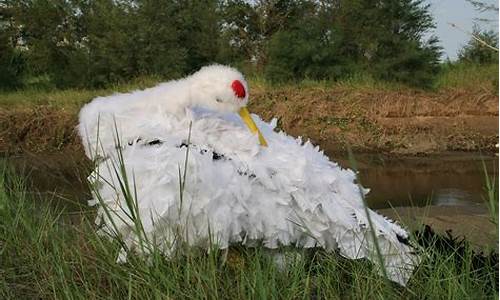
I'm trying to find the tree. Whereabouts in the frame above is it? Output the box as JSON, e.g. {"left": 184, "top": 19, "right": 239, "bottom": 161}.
{"left": 134, "top": 0, "right": 187, "bottom": 78}
{"left": 467, "top": 0, "right": 498, "bottom": 24}
{"left": 262, "top": 0, "right": 441, "bottom": 87}
{"left": 458, "top": 25, "right": 499, "bottom": 64}
{"left": 0, "top": 0, "right": 445, "bottom": 88}
{"left": 82, "top": 0, "right": 187, "bottom": 87}
{"left": 0, "top": 3, "right": 25, "bottom": 89}
{"left": 264, "top": 0, "right": 347, "bottom": 81}
{"left": 335, "top": 0, "right": 441, "bottom": 87}
{"left": 80, "top": 0, "right": 136, "bottom": 87}
{"left": 10, "top": 0, "right": 88, "bottom": 88}
{"left": 175, "top": 0, "right": 221, "bottom": 73}
{"left": 217, "top": 0, "right": 260, "bottom": 69}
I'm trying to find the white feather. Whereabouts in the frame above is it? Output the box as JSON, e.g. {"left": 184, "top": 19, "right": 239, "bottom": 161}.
{"left": 79, "top": 65, "right": 418, "bottom": 286}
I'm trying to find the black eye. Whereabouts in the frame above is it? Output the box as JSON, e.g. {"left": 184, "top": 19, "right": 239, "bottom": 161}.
{"left": 215, "top": 97, "right": 223, "bottom": 103}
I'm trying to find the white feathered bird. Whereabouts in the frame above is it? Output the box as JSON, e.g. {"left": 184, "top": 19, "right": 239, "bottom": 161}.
{"left": 78, "top": 65, "right": 418, "bottom": 286}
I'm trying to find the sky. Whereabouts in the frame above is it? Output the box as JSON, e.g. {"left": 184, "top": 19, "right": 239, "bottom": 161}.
{"left": 427, "top": 0, "right": 498, "bottom": 60}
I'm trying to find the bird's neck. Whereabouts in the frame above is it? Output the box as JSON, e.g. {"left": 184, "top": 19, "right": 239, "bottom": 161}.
{"left": 159, "top": 78, "right": 197, "bottom": 117}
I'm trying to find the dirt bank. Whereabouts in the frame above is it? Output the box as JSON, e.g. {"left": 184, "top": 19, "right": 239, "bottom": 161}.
{"left": 1, "top": 86, "right": 498, "bottom": 155}
{"left": 377, "top": 205, "right": 498, "bottom": 252}
{"left": 250, "top": 86, "right": 498, "bottom": 155}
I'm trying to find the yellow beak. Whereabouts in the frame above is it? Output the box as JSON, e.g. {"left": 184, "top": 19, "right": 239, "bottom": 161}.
{"left": 238, "top": 107, "right": 268, "bottom": 147}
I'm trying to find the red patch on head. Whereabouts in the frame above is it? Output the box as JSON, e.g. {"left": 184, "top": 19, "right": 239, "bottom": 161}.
{"left": 231, "top": 80, "right": 246, "bottom": 99}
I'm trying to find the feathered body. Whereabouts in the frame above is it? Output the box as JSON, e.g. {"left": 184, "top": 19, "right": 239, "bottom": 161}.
{"left": 78, "top": 65, "right": 417, "bottom": 286}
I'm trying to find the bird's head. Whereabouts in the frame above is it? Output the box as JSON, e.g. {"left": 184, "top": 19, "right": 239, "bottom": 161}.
{"left": 189, "top": 64, "right": 249, "bottom": 112}
{"left": 189, "top": 65, "right": 267, "bottom": 146}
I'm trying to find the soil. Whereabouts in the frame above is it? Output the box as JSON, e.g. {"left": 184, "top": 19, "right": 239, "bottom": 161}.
{"left": 0, "top": 86, "right": 498, "bottom": 155}
{"left": 249, "top": 86, "right": 498, "bottom": 155}
{"left": 0, "top": 106, "right": 80, "bottom": 154}
{"left": 377, "top": 205, "right": 498, "bottom": 252}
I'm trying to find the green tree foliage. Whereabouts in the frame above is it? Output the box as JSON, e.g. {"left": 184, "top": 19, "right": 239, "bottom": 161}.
{"left": 81, "top": 0, "right": 188, "bottom": 87}
{"left": 2, "top": 0, "right": 220, "bottom": 88}
{"left": 1, "top": 0, "right": 445, "bottom": 89}
{"left": 458, "top": 26, "right": 499, "bottom": 64}
{"left": 263, "top": 0, "right": 441, "bottom": 87}
{"left": 0, "top": 4, "right": 25, "bottom": 89}
{"left": 339, "top": 0, "right": 441, "bottom": 87}
{"left": 264, "top": 1, "right": 347, "bottom": 81}
{"left": 176, "top": 0, "right": 221, "bottom": 73}
{"left": 134, "top": 1, "right": 187, "bottom": 77}
{"left": 218, "top": 0, "right": 260, "bottom": 69}
{"left": 9, "top": 0, "right": 88, "bottom": 87}
{"left": 81, "top": 0, "right": 139, "bottom": 87}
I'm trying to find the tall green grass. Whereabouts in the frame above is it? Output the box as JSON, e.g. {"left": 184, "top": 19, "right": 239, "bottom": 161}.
{"left": 482, "top": 159, "right": 499, "bottom": 227}
{"left": 1, "top": 154, "right": 498, "bottom": 299}
{"left": 436, "top": 63, "right": 498, "bottom": 92}
{"left": 247, "top": 72, "right": 408, "bottom": 92}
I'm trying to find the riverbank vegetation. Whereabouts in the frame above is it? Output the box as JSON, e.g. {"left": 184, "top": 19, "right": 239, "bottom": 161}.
{"left": 0, "top": 61, "right": 497, "bottom": 108}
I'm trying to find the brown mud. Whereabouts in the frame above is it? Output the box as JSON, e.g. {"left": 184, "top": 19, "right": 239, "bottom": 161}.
{"left": 378, "top": 206, "right": 497, "bottom": 252}
{"left": 1, "top": 86, "right": 497, "bottom": 155}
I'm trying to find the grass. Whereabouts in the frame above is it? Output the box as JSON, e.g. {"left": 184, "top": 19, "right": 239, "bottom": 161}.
{"left": 482, "top": 159, "right": 499, "bottom": 227}
{"left": 0, "top": 63, "right": 497, "bottom": 111}
{"left": 1, "top": 151, "right": 498, "bottom": 299}
{"left": 436, "top": 62, "right": 499, "bottom": 92}
{"left": 0, "top": 76, "right": 161, "bottom": 111}
{"left": 247, "top": 72, "right": 409, "bottom": 92}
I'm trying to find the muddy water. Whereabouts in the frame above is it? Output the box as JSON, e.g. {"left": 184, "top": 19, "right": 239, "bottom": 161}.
{"left": 4, "top": 151, "right": 498, "bottom": 210}
{"left": 333, "top": 153, "right": 498, "bottom": 209}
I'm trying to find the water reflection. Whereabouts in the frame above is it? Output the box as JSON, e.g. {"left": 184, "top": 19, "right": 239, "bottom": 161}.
{"left": 332, "top": 153, "right": 497, "bottom": 209}
{"left": 433, "top": 188, "right": 475, "bottom": 206}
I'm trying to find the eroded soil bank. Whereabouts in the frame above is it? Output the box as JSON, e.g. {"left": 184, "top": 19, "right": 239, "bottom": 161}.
{"left": 250, "top": 86, "right": 499, "bottom": 155}
{"left": 0, "top": 86, "right": 498, "bottom": 155}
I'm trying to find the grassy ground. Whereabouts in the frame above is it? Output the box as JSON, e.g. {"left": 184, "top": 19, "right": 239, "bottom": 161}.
{"left": 0, "top": 159, "right": 498, "bottom": 299}
{"left": 0, "top": 63, "right": 497, "bottom": 110}
{"left": 435, "top": 62, "right": 499, "bottom": 91}
{"left": 0, "top": 76, "right": 162, "bottom": 111}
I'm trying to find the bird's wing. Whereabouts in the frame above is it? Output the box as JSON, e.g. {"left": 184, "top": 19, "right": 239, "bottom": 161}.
{"left": 78, "top": 82, "right": 194, "bottom": 159}
{"left": 244, "top": 115, "right": 416, "bottom": 285}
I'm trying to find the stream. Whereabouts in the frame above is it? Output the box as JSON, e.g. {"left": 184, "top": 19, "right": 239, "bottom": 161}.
{"left": 4, "top": 151, "right": 498, "bottom": 210}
